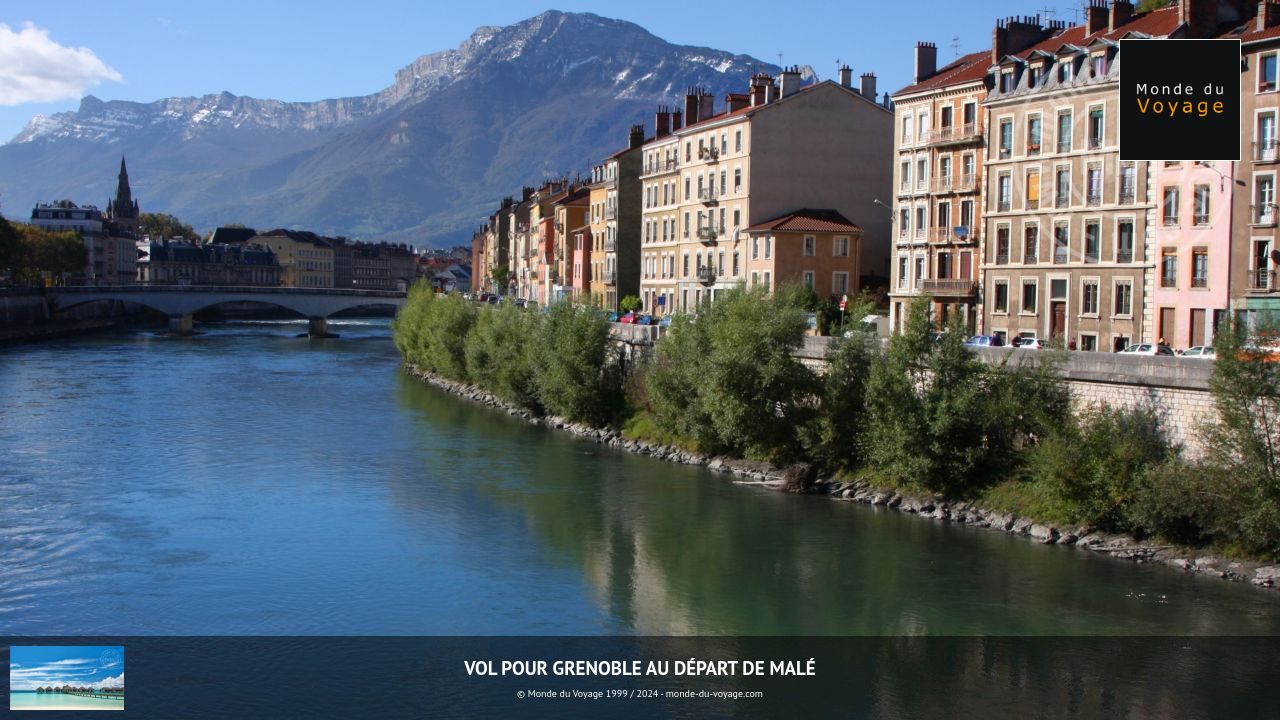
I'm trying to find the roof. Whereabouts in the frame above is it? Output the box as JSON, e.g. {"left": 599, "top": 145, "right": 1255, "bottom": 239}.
{"left": 1222, "top": 14, "right": 1280, "bottom": 45}
{"left": 893, "top": 50, "right": 990, "bottom": 97}
{"left": 745, "top": 209, "right": 862, "bottom": 234}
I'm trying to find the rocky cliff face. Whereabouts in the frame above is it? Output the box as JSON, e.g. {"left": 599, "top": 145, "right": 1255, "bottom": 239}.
{"left": 1, "top": 11, "right": 812, "bottom": 245}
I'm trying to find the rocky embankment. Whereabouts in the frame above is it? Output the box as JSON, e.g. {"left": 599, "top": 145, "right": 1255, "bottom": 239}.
{"left": 406, "top": 365, "right": 1280, "bottom": 594}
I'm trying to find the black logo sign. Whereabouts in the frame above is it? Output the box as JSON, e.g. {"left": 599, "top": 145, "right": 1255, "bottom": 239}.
{"left": 1120, "top": 38, "right": 1240, "bottom": 161}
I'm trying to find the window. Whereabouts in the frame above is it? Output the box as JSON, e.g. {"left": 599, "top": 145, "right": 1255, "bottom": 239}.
{"left": 1119, "top": 163, "right": 1137, "bottom": 204}
{"left": 684, "top": 177, "right": 691, "bottom": 201}
{"left": 960, "top": 200, "right": 974, "bottom": 229}
{"left": 751, "top": 237, "right": 760, "bottom": 259}
{"left": 735, "top": 130, "right": 742, "bottom": 153}
{"left": 1024, "top": 224, "right": 1039, "bottom": 264}
{"left": 939, "top": 156, "right": 952, "bottom": 184}
{"left": 1256, "top": 176, "right": 1276, "bottom": 223}
{"left": 683, "top": 253, "right": 690, "bottom": 277}
{"left": 1161, "top": 248, "right": 1178, "bottom": 287}
{"left": 834, "top": 236, "right": 850, "bottom": 257}
{"left": 899, "top": 208, "right": 909, "bottom": 237}
{"left": 1086, "top": 164, "right": 1103, "bottom": 206}
{"left": 734, "top": 168, "right": 742, "bottom": 192}
{"left": 900, "top": 161, "right": 910, "bottom": 190}
{"left": 1084, "top": 221, "right": 1100, "bottom": 263}
{"left": 915, "top": 257, "right": 925, "bottom": 281}
{"left": 1163, "top": 186, "right": 1180, "bottom": 226}
{"left": 833, "top": 272, "right": 849, "bottom": 294}
{"left": 1114, "top": 281, "right": 1133, "bottom": 316}
{"left": 1055, "top": 167, "right": 1071, "bottom": 208}
{"left": 1057, "top": 111, "right": 1072, "bottom": 153}
{"left": 1261, "top": 52, "right": 1277, "bottom": 93}
{"left": 764, "top": 237, "right": 772, "bottom": 259}
{"left": 994, "top": 280, "right": 1009, "bottom": 313}
{"left": 1026, "top": 169, "right": 1040, "bottom": 209}
{"left": 1194, "top": 184, "right": 1211, "bottom": 225}
{"left": 937, "top": 252, "right": 951, "bottom": 279}
{"left": 998, "top": 173, "right": 1012, "bottom": 211}
{"left": 1027, "top": 115, "right": 1042, "bottom": 154}
{"left": 803, "top": 271, "right": 815, "bottom": 288}
{"left": 1021, "top": 280, "right": 1038, "bottom": 315}
{"left": 1029, "top": 65, "right": 1042, "bottom": 87}
{"left": 803, "top": 235, "right": 816, "bottom": 256}
{"left": 1059, "top": 60, "right": 1072, "bottom": 84}
{"left": 937, "top": 201, "right": 951, "bottom": 231}
{"left": 1000, "top": 70, "right": 1015, "bottom": 93}
{"left": 1082, "top": 280, "right": 1099, "bottom": 315}
{"left": 1054, "top": 223, "right": 1069, "bottom": 264}
{"left": 1088, "top": 107, "right": 1104, "bottom": 149}
{"left": 1117, "top": 220, "right": 1135, "bottom": 262}
{"left": 1091, "top": 53, "right": 1108, "bottom": 78}
{"left": 733, "top": 209, "right": 740, "bottom": 227}
{"left": 916, "top": 206, "right": 927, "bottom": 237}
{"left": 1192, "top": 248, "right": 1209, "bottom": 288}
{"left": 917, "top": 158, "right": 927, "bottom": 189}
{"left": 996, "top": 225, "right": 1010, "bottom": 264}
{"left": 998, "top": 119, "right": 1013, "bottom": 158}
{"left": 763, "top": 271, "right": 771, "bottom": 291}
{"left": 963, "top": 102, "right": 976, "bottom": 128}
{"left": 732, "top": 251, "right": 740, "bottom": 276}
{"left": 898, "top": 257, "right": 907, "bottom": 288}
{"left": 1080, "top": 334, "right": 1097, "bottom": 352}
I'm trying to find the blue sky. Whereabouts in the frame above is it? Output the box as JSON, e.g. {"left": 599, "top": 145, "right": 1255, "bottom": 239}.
{"left": 0, "top": 0, "right": 1092, "bottom": 142}
{"left": 9, "top": 646, "right": 124, "bottom": 691}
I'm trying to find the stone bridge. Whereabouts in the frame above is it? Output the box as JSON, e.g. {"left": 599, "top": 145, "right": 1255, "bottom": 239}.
{"left": 49, "top": 285, "right": 407, "bottom": 335}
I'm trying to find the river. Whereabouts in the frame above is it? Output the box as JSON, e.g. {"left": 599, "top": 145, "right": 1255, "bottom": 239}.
{"left": 2, "top": 317, "right": 1279, "bottom": 638}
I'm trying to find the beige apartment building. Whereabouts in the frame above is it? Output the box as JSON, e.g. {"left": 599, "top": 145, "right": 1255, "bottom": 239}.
{"left": 891, "top": 46, "right": 988, "bottom": 333}
{"left": 641, "top": 68, "right": 892, "bottom": 315}
{"left": 1229, "top": 4, "right": 1280, "bottom": 324}
{"left": 253, "top": 230, "right": 334, "bottom": 288}
{"left": 979, "top": 3, "right": 1247, "bottom": 350}
{"left": 587, "top": 171, "right": 610, "bottom": 303}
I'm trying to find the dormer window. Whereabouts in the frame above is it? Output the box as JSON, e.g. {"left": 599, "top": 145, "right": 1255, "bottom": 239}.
{"left": 1091, "top": 53, "right": 1108, "bottom": 78}
{"left": 1058, "top": 61, "right": 1071, "bottom": 83}
{"left": 1000, "top": 70, "right": 1015, "bottom": 93}
{"left": 1028, "top": 65, "right": 1042, "bottom": 87}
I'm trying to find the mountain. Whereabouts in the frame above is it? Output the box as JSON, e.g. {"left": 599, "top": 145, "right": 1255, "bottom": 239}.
{"left": 0, "top": 11, "right": 808, "bottom": 246}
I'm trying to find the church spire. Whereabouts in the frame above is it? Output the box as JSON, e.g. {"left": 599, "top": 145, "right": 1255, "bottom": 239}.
{"left": 107, "top": 156, "right": 140, "bottom": 237}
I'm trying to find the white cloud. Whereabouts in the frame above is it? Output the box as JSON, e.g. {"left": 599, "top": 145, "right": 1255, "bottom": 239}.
{"left": 0, "top": 22, "right": 122, "bottom": 106}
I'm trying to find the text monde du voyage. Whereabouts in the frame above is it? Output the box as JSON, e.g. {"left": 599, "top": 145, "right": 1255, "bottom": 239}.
{"left": 1133, "top": 82, "right": 1229, "bottom": 118}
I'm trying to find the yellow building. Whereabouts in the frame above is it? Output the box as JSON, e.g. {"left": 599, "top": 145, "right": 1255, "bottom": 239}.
{"left": 251, "top": 230, "right": 334, "bottom": 288}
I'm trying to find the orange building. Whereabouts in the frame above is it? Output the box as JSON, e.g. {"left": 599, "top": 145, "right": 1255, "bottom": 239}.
{"left": 743, "top": 209, "right": 863, "bottom": 300}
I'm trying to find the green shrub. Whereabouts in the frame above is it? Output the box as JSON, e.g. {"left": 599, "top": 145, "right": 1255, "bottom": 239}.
{"left": 392, "top": 282, "right": 435, "bottom": 367}
{"left": 465, "top": 302, "right": 540, "bottom": 408}
{"left": 531, "top": 300, "right": 616, "bottom": 424}
{"left": 1028, "top": 404, "right": 1175, "bottom": 533}
{"left": 419, "top": 292, "right": 476, "bottom": 380}
{"left": 802, "top": 295, "right": 875, "bottom": 471}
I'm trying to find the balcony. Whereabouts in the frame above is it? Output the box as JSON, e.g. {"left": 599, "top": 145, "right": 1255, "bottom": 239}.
{"left": 604, "top": 206, "right": 617, "bottom": 220}
{"left": 1255, "top": 140, "right": 1278, "bottom": 163}
{"left": 1119, "top": 190, "right": 1136, "bottom": 205}
{"left": 697, "top": 146, "right": 720, "bottom": 163}
{"left": 603, "top": 270, "right": 616, "bottom": 286}
{"left": 1086, "top": 194, "right": 1102, "bottom": 207}
{"left": 927, "top": 227, "right": 976, "bottom": 244}
{"left": 1057, "top": 140, "right": 1072, "bottom": 153}
{"left": 998, "top": 147, "right": 1012, "bottom": 160}
{"left": 1194, "top": 213, "right": 1210, "bottom": 226}
{"left": 1117, "top": 248, "right": 1134, "bottom": 263}
{"left": 995, "top": 252, "right": 1010, "bottom": 265}
{"left": 1024, "top": 247, "right": 1039, "bottom": 264}
{"left": 924, "top": 123, "right": 981, "bottom": 147}
{"left": 1026, "top": 142, "right": 1042, "bottom": 156}
{"left": 603, "top": 237, "right": 616, "bottom": 252}
{"left": 697, "top": 187, "right": 719, "bottom": 205}
{"left": 1053, "top": 247, "right": 1069, "bottom": 264}
{"left": 1055, "top": 195, "right": 1070, "bottom": 209}
{"left": 697, "top": 225, "right": 722, "bottom": 243}
{"left": 1253, "top": 204, "right": 1278, "bottom": 226}
{"left": 1026, "top": 197, "right": 1039, "bottom": 210}
{"left": 696, "top": 265, "right": 716, "bottom": 284}
{"left": 1252, "top": 268, "right": 1273, "bottom": 292}
{"left": 1088, "top": 136, "right": 1103, "bottom": 150}
{"left": 921, "top": 279, "right": 977, "bottom": 296}
{"left": 1191, "top": 275, "right": 1208, "bottom": 289}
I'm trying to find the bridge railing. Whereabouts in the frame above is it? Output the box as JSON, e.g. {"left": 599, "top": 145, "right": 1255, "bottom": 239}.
{"left": 49, "top": 285, "right": 407, "bottom": 299}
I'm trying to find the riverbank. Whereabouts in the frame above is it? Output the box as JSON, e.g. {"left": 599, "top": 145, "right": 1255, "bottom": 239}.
{"left": 404, "top": 363, "right": 1280, "bottom": 594}
{"left": 0, "top": 317, "right": 124, "bottom": 344}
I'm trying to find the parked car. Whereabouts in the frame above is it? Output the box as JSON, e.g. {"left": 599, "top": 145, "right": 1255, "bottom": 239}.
{"left": 635, "top": 314, "right": 655, "bottom": 326}
{"left": 1014, "top": 337, "right": 1046, "bottom": 350}
{"left": 658, "top": 315, "right": 672, "bottom": 328}
{"left": 1180, "top": 346, "right": 1216, "bottom": 359}
{"left": 487, "top": 295, "right": 500, "bottom": 304}
{"left": 607, "top": 312, "right": 620, "bottom": 323}
{"left": 1119, "top": 343, "right": 1175, "bottom": 356}
{"left": 514, "top": 299, "right": 528, "bottom": 308}
{"left": 618, "top": 312, "right": 636, "bottom": 324}
{"left": 963, "top": 335, "right": 1004, "bottom": 347}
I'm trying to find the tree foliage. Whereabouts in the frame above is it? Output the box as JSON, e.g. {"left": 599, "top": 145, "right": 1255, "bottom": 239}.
{"left": 531, "top": 300, "right": 617, "bottom": 424}
{"left": 0, "top": 222, "right": 87, "bottom": 286}
{"left": 139, "top": 212, "right": 198, "bottom": 241}
{"left": 465, "top": 300, "right": 539, "bottom": 408}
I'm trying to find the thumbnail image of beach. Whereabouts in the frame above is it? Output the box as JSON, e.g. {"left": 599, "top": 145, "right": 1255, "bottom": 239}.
{"left": 9, "top": 646, "right": 124, "bottom": 711}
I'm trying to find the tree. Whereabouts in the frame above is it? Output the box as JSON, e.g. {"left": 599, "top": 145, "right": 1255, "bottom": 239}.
{"left": 531, "top": 300, "right": 616, "bottom": 424}
{"left": 138, "top": 212, "right": 198, "bottom": 241}
{"left": 803, "top": 294, "right": 876, "bottom": 470}
{"left": 619, "top": 295, "right": 642, "bottom": 313}
{"left": 490, "top": 265, "right": 511, "bottom": 294}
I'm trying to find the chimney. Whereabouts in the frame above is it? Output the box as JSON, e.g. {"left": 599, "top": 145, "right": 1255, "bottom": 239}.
{"left": 992, "top": 16, "right": 1051, "bottom": 66}
{"left": 726, "top": 92, "right": 749, "bottom": 112}
{"left": 1109, "top": 0, "right": 1134, "bottom": 31}
{"left": 683, "top": 87, "right": 702, "bottom": 125}
{"left": 778, "top": 66, "right": 802, "bottom": 98}
{"left": 1178, "top": 0, "right": 1217, "bottom": 38}
{"left": 1086, "top": 0, "right": 1108, "bottom": 35}
{"left": 764, "top": 78, "right": 779, "bottom": 103}
{"left": 915, "top": 42, "right": 938, "bottom": 83}
{"left": 749, "top": 74, "right": 771, "bottom": 106}
{"left": 654, "top": 106, "right": 671, "bottom": 138}
{"left": 629, "top": 123, "right": 645, "bottom": 149}
{"left": 838, "top": 65, "right": 853, "bottom": 88}
{"left": 1259, "top": 0, "right": 1280, "bottom": 30}
{"left": 860, "top": 72, "right": 877, "bottom": 100}
{"left": 671, "top": 110, "right": 683, "bottom": 130}
{"left": 698, "top": 89, "right": 714, "bottom": 120}
{"left": 522, "top": 186, "right": 534, "bottom": 202}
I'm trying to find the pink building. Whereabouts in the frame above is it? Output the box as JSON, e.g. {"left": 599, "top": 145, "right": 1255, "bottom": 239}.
{"left": 1151, "top": 161, "right": 1234, "bottom": 350}
{"left": 570, "top": 224, "right": 591, "bottom": 301}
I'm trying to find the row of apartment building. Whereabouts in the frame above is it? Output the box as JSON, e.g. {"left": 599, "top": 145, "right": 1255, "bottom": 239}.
{"left": 471, "top": 67, "right": 896, "bottom": 314}
{"left": 890, "top": 0, "right": 1280, "bottom": 351}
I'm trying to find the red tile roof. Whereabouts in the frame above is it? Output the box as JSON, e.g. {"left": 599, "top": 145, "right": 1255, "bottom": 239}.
{"left": 745, "top": 209, "right": 861, "bottom": 234}
{"left": 893, "top": 50, "right": 990, "bottom": 97}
